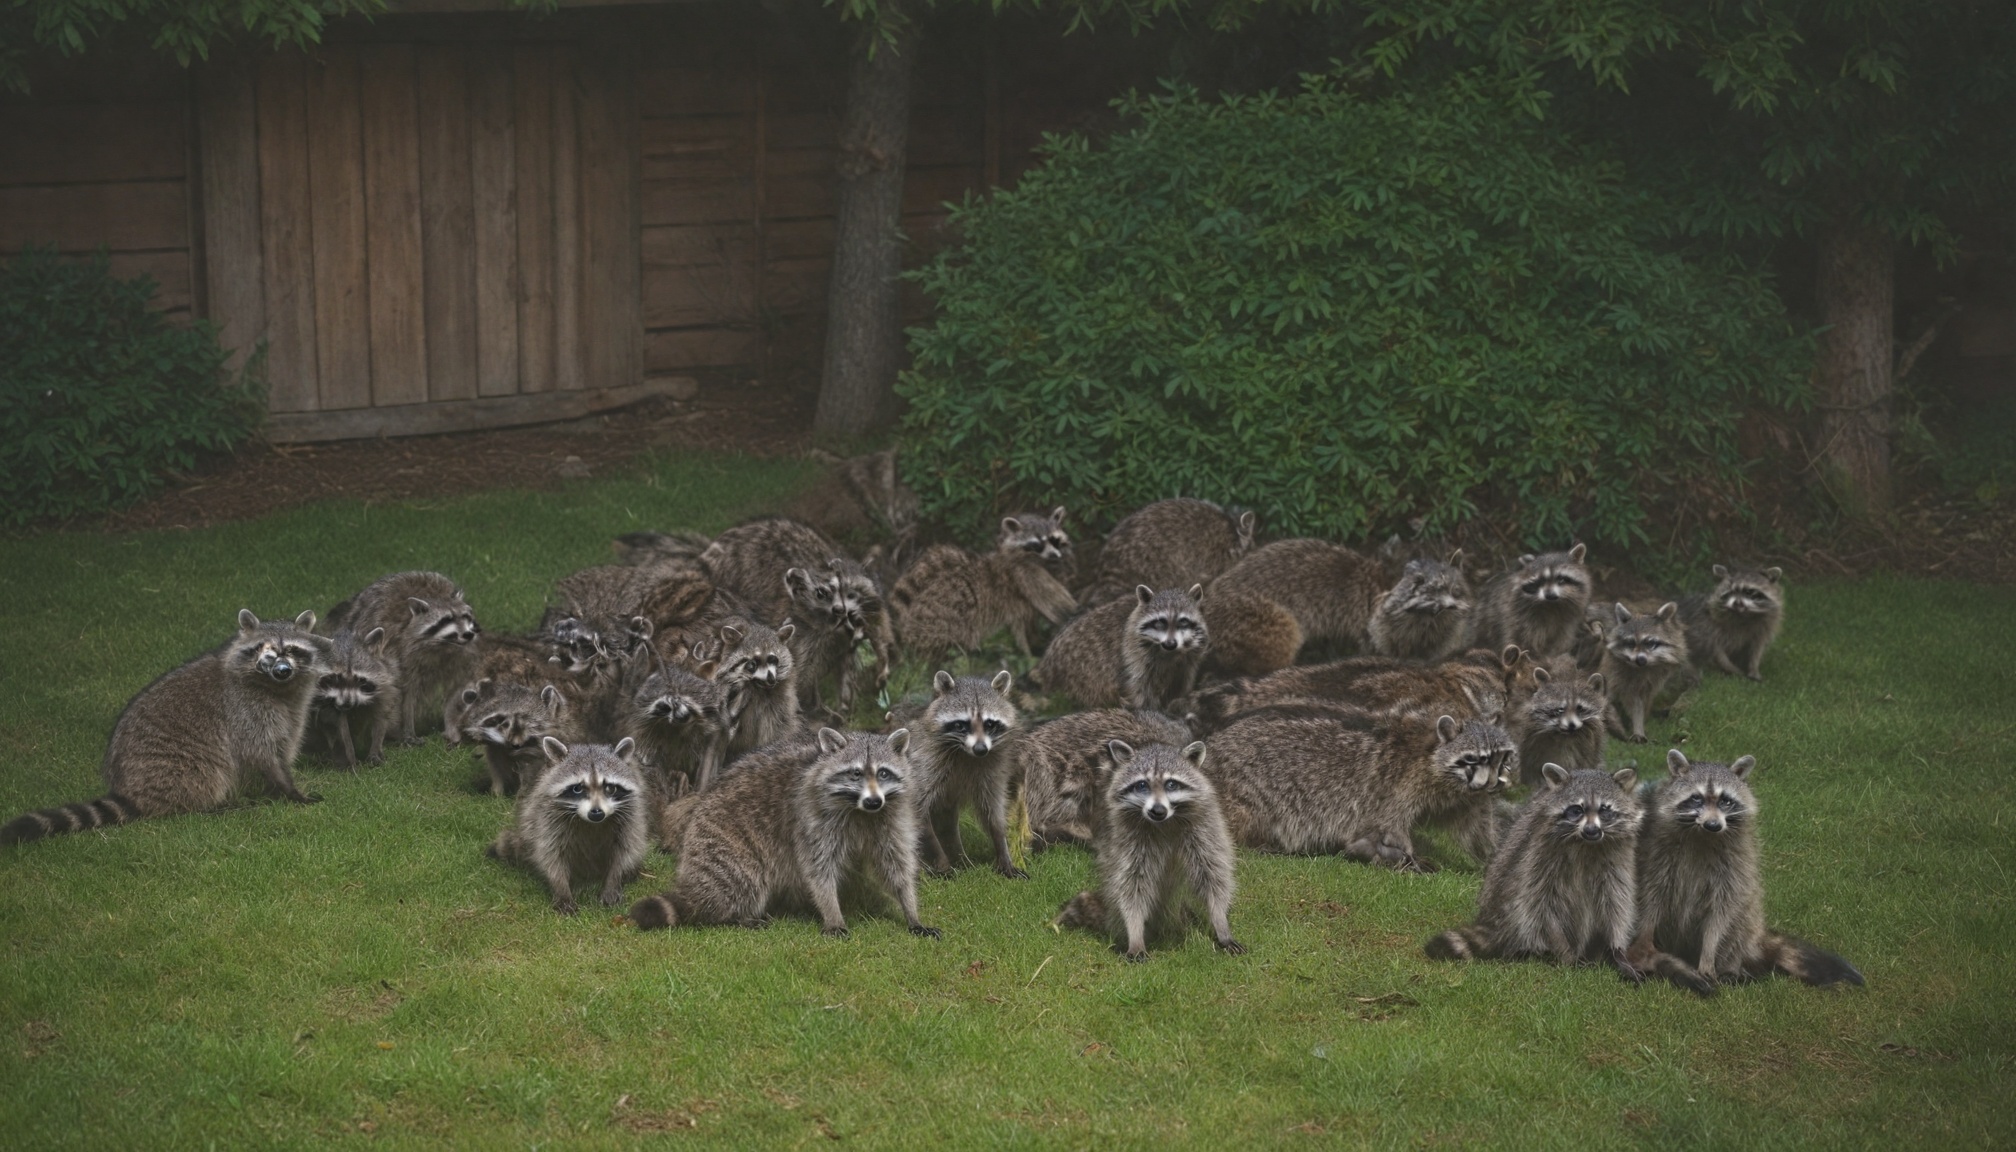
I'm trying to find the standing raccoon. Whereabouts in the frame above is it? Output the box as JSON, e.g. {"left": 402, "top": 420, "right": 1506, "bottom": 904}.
{"left": 889, "top": 522, "right": 1078, "bottom": 658}
{"left": 1681, "top": 565, "right": 1785, "bottom": 682}
{"left": 312, "top": 626, "right": 400, "bottom": 769}
{"left": 1599, "top": 602, "right": 1688, "bottom": 743}
{"left": 1200, "top": 539, "right": 1404, "bottom": 678}
{"left": 902, "top": 670, "right": 1023, "bottom": 878}
{"left": 1034, "top": 585, "right": 1208, "bottom": 711}
{"left": 1367, "top": 553, "right": 1473, "bottom": 662}
{"left": 1470, "top": 545, "right": 1594, "bottom": 661}
{"left": 1425, "top": 764, "right": 1650, "bottom": 984}
{"left": 1000, "top": 507, "right": 1077, "bottom": 585}
{"left": 625, "top": 660, "right": 734, "bottom": 794}
{"left": 1630, "top": 751, "right": 1863, "bottom": 990}
{"left": 718, "top": 621, "right": 800, "bottom": 755}
{"left": 630, "top": 728, "right": 940, "bottom": 939}
{"left": 1512, "top": 667, "right": 1609, "bottom": 780}
{"left": 1053, "top": 740, "right": 1243, "bottom": 961}
{"left": 3, "top": 610, "right": 327, "bottom": 844}
{"left": 489, "top": 737, "right": 653, "bottom": 914}
{"left": 1081, "top": 499, "right": 1256, "bottom": 606}
{"left": 1206, "top": 707, "right": 1516, "bottom": 871}
{"left": 327, "top": 571, "right": 480, "bottom": 741}
{"left": 1019, "top": 709, "right": 1194, "bottom": 851}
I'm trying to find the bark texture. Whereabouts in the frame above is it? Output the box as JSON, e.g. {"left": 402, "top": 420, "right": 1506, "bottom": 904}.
{"left": 814, "top": 5, "right": 920, "bottom": 441}
{"left": 1813, "top": 214, "right": 1896, "bottom": 517}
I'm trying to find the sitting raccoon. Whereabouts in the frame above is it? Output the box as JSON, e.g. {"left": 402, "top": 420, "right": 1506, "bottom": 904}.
{"left": 1018, "top": 709, "right": 1194, "bottom": 852}
{"left": 488, "top": 737, "right": 654, "bottom": 915}
{"left": 625, "top": 659, "right": 735, "bottom": 795}
{"left": 1680, "top": 565, "right": 1785, "bottom": 682}
{"left": 310, "top": 626, "right": 400, "bottom": 770}
{"left": 718, "top": 621, "right": 801, "bottom": 756}
{"left": 326, "top": 571, "right": 479, "bottom": 741}
{"left": 889, "top": 520, "right": 1078, "bottom": 658}
{"left": 1468, "top": 546, "right": 1593, "bottom": 661}
{"left": 1199, "top": 539, "right": 1412, "bottom": 678}
{"left": 1080, "top": 499, "right": 1256, "bottom": 607}
{"left": 1598, "top": 602, "right": 1688, "bottom": 743}
{"left": 1366, "top": 552, "right": 1473, "bottom": 662}
{"left": 1033, "top": 585, "right": 1208, "bottom": 712}
{"left": 1510, "top": 667, "right": 1609, "bottom": 780}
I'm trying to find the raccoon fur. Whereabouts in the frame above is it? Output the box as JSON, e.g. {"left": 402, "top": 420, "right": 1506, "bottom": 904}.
{"left": 1205, "top": 706, "right": 1516, "bottom": 871}
{"left": 625, "top": 658, "right": 734, "bottom": 795}
{"left": 326, "top": 571, "right": 479, "bottom": 741}
{"left": 902, "top": 670, "right": 1023, "bottom": 877}
{"left": 784, "top": 447, "right": 921, "bottom": 575}
{"left": 1019, "top": 709, "right": 1194, "bottom": 852}
{"left": 2, "top": 610, "right": 327, "bottom": 844}
{"left": 719, "top": 621, "right": 801, "bottom": 755}
{"left": 1200, "top": 539, "right": 1407, "bottom": 678}
{"left": 1469, "top": 545, "right": 1594, "bottom": 661}
{"left": 489, "top": 737, "right": 653, "bottom": 914}
{"left": 1629, "top": 751, "right": 1863, "bottom": 992}
{"left": 1599, "top": 602, "right": 1689, "bottom": 743}
{"left": 1034, "top": 585, "right": 1208, "bottom": 711}
{"left": 630, "top": 727, "right": 940, "bottom": 938}
{"left": 1511, "top": 667, "right": 1609, "bottom": 780}
{"left": 889, "top": 529, "right": 1078, "bottom": 659}
{"left": 1183, "top": 645, "right": 1541, "bottom": 737}
{"left": 311, "top": 626, "right": 400, "bottom": 769}
{"left": 1081, "top": 499, "right": 1256, "bottom": 607}
{"left": 456, "top": 681, "right": 578, "bottom": 797}
{"left": 1053, "top": 740, "right": 1243, "bottom": 960}
{"left": 999, "top": 507, "right": 1077, "bottom": 586}
{"left": 1681, "top": 565, "right": 1785, "bottom": 682}
{"left": 1367, "top": 552, "right": 1473, "bottom": 661}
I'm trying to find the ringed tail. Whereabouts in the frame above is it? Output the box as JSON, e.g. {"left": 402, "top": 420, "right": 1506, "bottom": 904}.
{"left": 1756, "top": 930, "right": 1865, "bottom": 987}
{"left": 630, "top": 893, "right": 679, "bottom": 931}
{"left": 1, "top": 795, "right": 142, "bottom": 846}
{"left": 1424, "top": 925, "right": 1493, "bottom": 961}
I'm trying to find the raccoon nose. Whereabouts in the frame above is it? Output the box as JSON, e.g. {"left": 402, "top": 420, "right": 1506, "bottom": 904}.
{"left": 1634, "top": 654, "right": 1649, "bottom": 666}
{"left": 1701, "top": 818, "right": 1725, "bottom": 833}
{"left": 586, "top": 808, "right": 607, "bottom": 823}
{"left": 858, "top": 794, "right": 884, "bottom": 812}
{"left": 969, "top": 738, "right": 991, "bottom": 756}
{"left": 1146, "top": 804, "right": 1171, "bottom": 822}
{"left": 1161, "top": 638, "right": 1179, "bottom": 650}
{"left": 270, "top": 662, "right": 294, "bottom": 680}
{"left": 1560, "top": 716, "right": 1579, "bottom": 731}
{"left": 1579, "top": 824, "right": 1603, "bottom": 842}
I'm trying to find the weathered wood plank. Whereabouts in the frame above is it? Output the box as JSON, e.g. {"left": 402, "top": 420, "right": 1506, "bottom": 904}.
{"left": 0, "top": 102, "right": 186, "bottom": 186}
{"left": 360, "top": 42, "right": 429, "bottom": 407}
{"left": 578, "top": 39, "right": 641, "bottom": 391}
{"left": 264, "top": 376, "right": 695, "bottom": 443}
{"left": 0, "top": 182, "right": 189, "bottom": 252}
{"left": 513, "top": 44, "right": 557, "bottom": 394}
{"left": 418, "top": 43, "right": 478, "bottom": 402}
{"left": 470, "top": 45, "right": 522, "bottom": 398}
{"left": 643, "top": 261, "right": 757, "bottom": 328}
{"left": 637, "top": 67, "right": 747, "bottom": 117}
{"left": 195, "top": 59, "right": 265, "bottom": 371}
{"left": 552, "top": 46, "right": 584, "bottom": 392}
{"left": 643, "top": 326, "right": 760, "bottom": 372}
{"left": 642, "top": 223, "right": 759, "bottom": 268}
{"left": 306, "top": 46, "right": 371, "bottom": 411}
{"left": 759, "top": 257, "right": 828, "bottom": 315}
{"left": 256, "top": 54, "right": 319, "bottom": 414}
{"left": 762, "top": 218, "right": 833, "bottom": 261}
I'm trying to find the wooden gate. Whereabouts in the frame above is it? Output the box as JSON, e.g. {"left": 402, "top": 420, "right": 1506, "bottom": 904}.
{"left": 196, "top": 38, "right": 642, "bottom": 441}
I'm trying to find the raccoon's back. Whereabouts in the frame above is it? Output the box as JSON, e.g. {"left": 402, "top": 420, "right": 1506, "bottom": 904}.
{"left": 682, "top": 745, "right": 812, "bottom": 864}
{"left": 702, "top": 518, "right": 842, "bottom": 615}
{"left": 1031, "top": 598, "right": 1129, "bottom": 706}
{"left": 333, "top": 571, "right": 460, "bottom": 629}
{"left": 102, "top": 655, "right": 236, "bottom": 788}
{"left": 1091, "top": 499, "right": 1244, "bottom": 598}
{"left": 890, "top": 546, "right": 981, "bottom": 638}
{"left": 1204, "top": 706, "right": 1410, "bottom": 825}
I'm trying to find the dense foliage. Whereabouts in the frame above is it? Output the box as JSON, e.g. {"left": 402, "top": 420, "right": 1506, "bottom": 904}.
{"left": 898, "top": 72, "right": 1812, "bottom": 548}
{"left": 1, "top": 249, "right": 264, "bottom": 526}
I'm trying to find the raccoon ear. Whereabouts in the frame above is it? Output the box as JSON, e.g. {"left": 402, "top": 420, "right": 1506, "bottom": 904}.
{"left": 1656, "top": 601, "right": 1679, "bottom": 622}
{"left": 991, "top": 669, "right": 1013, "bottom": 693}
{"left": 1531, "top": 666, "right": 1551, "bottom": 684}
{"left": 776, "top": 623, "right": 795, "bottom": 642}
{"left": 630, "top": 616, "right": 653, "bottom": 639}
{"left": 1105, "top": 739, "right": 1135, "bottom": 766}
{"left": 1434, "top": 715, "right": 1459, "bottom": 743}
{"left": 721, "top": 624, "right": 744, "bottom": 646}
{"left": 827, "top": 556, "right": 844, "bottom": 571}
{"left": 294, "top": 609, "right": 317, "bottom": 630}
{"left": 1614, "top": 602, "right": 1632, "bottom": 623}
{"left": 887, "top": 728, "right": 910, "bottom": 756}
{"left": 1136, "top": 584, "right": 1155, "bottom": 606}
{"left": 1237, "top": 510, "right": 1257, "bottom": 536}
{"left": 1446, "top": 547, "right": 1463, "bottom": 566}
{"left": 1666, "top": 749, "right": 1691, "bottom": 776}
{"left": 461, "top": 686, "right": 479, "bottom": 705}
{"left": 817, "top": 727, "right": 848, "bottom": 754}
{"left": 1187, "top": 584, "right": 1203, "bottom": 602}
{"left": 1587, "top": 673, "right": 1605, "bottom": 694}
{"left": 540, "top": 684, "right": 561, "bottom": 708}
{"left": 1568, "top": 543, "right": 1586, "bottom": 563}
{"left": 613, "top": 737, "right": 636, "bottom": 761}
{"left": 540, "top": 736, "right": 569, "bottom": 762}
{"left": 695, "top": 660, "right": 718, "bottom": 681}
{"left": 1403, "top": 559, "right": 1423, "bottom": 576}
{"left": 1712, "top": 564, "right": 1730, "bottom": 579}
{"left": 999, "top": 516, "right": 1022, "bottom": 535}
{"left": 1181, "top": 740, "right": 1208, "bottom": 767}
{"left": 1050, "top": 506, "right": 1067, "bottom": 524}
{"left": 785, "top": 567, "right": 810, "bottom": 593}
{"left": 1541, "top": 762, "right": 1569, "bottom": 788}
{"left": 1764, "top": 567, "right": 1783, "bottom": 582}
{"left": 364, "top": 627, "right": 386, "bottom": 649}
{"left": 1730, "top": 755, "right": 1756, "bottom": 779}
{"left": 238, "top": 609, "right": 260, "bottom": 632}
{"left": 408, "top": 597, "right": 431, "bottom": 616}
{"left": 1499, "top": 645, "right": 1522, "bottom": 670}
{"left": 1517, "top": 554, "right": 1536, "bottom": 567}
{"left": 933, "top": 670, "right": 956, "bottom": 696}
{"left": 1611, "top": 767, "right": 1637, "bottom": 790}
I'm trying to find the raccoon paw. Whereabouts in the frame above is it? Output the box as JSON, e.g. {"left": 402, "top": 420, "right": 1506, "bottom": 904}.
{"left": 1627, "top": 733, "right": 1649, "bottom": 744}
{"left": 925, "top": 863, "right": 957, "bottom": 880}
{"left": 1610, "top": 948, "right": 1646, "bottom": 985}
{"left": 909, "top": 923, "right": 942, "bottom": 939}
{"left": 553, "top": 896, "right": 579, "bottom": 916}
{"left": 821, "top": 925, "right": 851, "bottom": 939}
{"left": 1216, "top": 938, "right": 1247, "bottom": 956}
{"left": 1122, "top": 946, "right": 1150, "bottom": 963}
{"left": 599, "top": 887, "right": 625, "bottom": 907}
{"left": 1746, "top": 672, "right": 1764, "bottom": 683}
{"left": 401, "top": 735, "right": 428, "bottom": 748}
{"left": 995, "top": 864, "right": 1030, "bottom": 880}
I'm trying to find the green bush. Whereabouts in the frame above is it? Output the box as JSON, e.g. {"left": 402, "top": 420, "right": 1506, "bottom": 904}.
{"left": 1, "top": 248, "right": 264, "bottom": 526}
{"left": 897, "top": 72, "right": 1812, "bottom": 549}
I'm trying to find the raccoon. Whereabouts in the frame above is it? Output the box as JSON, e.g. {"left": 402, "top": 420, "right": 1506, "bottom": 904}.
{"left": 1424, "top": 763, "right": 1647, "bottom": 983}
{"left": 1184, "top": 645, "right": 1541, "bottom": 737}
{"left": 1629, "top": 751, "right": 1863, "bottom": 991}
{"left": 889, "top": 528, "right": 1078, "bottom": 659}
{"left": 326, "top": 571, "right": 480, "bottom": 741}
{"left": 784, "top": 557, "right": 896, "bottom": 716}
{"left": 541, "top": 565, "right": 671, "bottom": 664}
{"left": 625, "top": 659, "right": 734, "bottom": 795}
{"left": 1367, "top": 552, "right": 1473, "bottom": 661}
{"left": 1512, "top": 668, "right": 1608, "bottom": 780}
{"left": 1081, "top": 499, "right": 1256, "bottom": 606}
{"left": 630, "top": 728, "right": 939, "bottom": 939}
{"left": 443, "top": 631, "right": 626, "bottom": 744}
{"left": 1018, "top": 709, "right": 1194, "bottom": 852}
{"left": 1206, "top": 707, "right": 1516, "bottom": 871}
{"left": 903, "top": 670, "right": 1023, "bottom": 877}
{"left": 1000, "top": 507, "right": 1076, "bottom": 585}
{"left": 1469, "top": 545, "right": 1593, "bottom": 661}
{"left": 1053, "top": 740, "right": 1243, "bottom": 961}
{"left": 1599, "top": 602, "right": 1689, "bottom": 743}
{"left": 488, "top": 737, "right": 653, "bottom": 914}
{"left": 1681, "top": 565, "right": 1785, "bottom": 682}
{"left": 456, "top": 681, "right": 577, "bottom": 797}
{"left": 1034, "top": 585, "right": 1208, "bottom": 711}
{"left": 719, "top": 621, "right": 800, "bottom": 755}
{"left": 2, "top": 610, "right": 327, "bottom": 844}
{"left": 311, "top": 626, "right": 400, "bottom": 769}
{"left": 1200, "top": 539, "right": 1404, "bottom": 678}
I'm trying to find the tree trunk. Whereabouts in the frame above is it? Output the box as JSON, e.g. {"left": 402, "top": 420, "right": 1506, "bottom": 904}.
{"left": 813, "top": 4, "right": 920, "bottom": 442}
{"left": 1812, "top": 214, "right": 1896, "bottom": 517}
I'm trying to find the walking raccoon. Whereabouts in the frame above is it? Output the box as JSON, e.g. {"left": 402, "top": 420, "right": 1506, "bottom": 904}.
{"left": 901, "top": 671, "right": 1023, "bottom": 878}
{"left": 311, "top": 626, "right": 399, "bottom": 769}
{"left": 1366, "top": 552, "right": 1473, "bottom": 662}
{"left": 1599, "top": 602, "right": 1688, "bottom": 743}
{"left": 889, "top": 528, "right": 1077, "bottom": 658}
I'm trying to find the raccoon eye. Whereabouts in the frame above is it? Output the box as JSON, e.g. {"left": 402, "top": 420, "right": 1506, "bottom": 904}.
{"left": 1562, "top": 805, "right": 1585, "bottom": 820}
{"left": 605, "top": 784, "right": 629, "bottom": 800}
{"left": 1125, "top": 780, "right": 1152, "bottom": 795}
{"left": 875, "top": 767, "right": 896, "bottom": 782}
{"left": 564, "top": 783, "right": 587, "bottom": 797}
{"left": 743, "top": 659, "right": 758, "bottom": 672}
{"left": 1677, "top": 796, "right": 1704, "bottom": 811}
{"left": 982, "top": 719, "right": 1005, "bottom": 735}
{"left": 814, "top": 587, "right": 832, "bottom": 601}
{"left": 1022, "top": 540, "right": 1044, "bottom": 552}
{"left": 1598, "top": 804, "right": 1614, "bottom": 817}
{"left": 848, "top": 768, "right": 865, "bottom": 780}
{"left": 1520, "top": 579, "right": 1546, "bottom": 595}
{"left": 945, "top": 719, "right": 970, "bottom": 734}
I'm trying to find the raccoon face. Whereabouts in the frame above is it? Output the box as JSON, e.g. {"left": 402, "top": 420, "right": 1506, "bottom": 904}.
{"left": 1608, "top": 602, "right": 1685, "bottom": 668}
{"left": 234, "top": 609, "right": 324, "bottom": 684}
{"left": 722, "top": 624, "right": 795, "bottom": 688}
{"left": 830, "top": 562, "right": 886, "bottom": 639}
{"left": 1711, "top": 566, "right": 1783, "bottom": 618}
{"left": 1511, "top": 544, "right": 1590, "bottom": 609}
{"left": 1523, "top": 669, "right": 1605, "bottom": 735}
{"left": 641, "top": 666, "right": 727, "bottom": 731}
{"left": 315, "top": 627, "right": 388, "bottom": 710}
{"left": 929, "top": 670, "right": 1017, "bottom": 757}
{"left": 1000, "top": 508, "right": 1072, "bottom": 564}
{"left": 1539, "top": 764, "right": 1641, "bottom": 842}
{"left": 470, "top": 684, "right": 565, "bottom": 751}
{"left": 1662, "top": 751, "right": 1756, "bottom": 834}
{"left": 1106, "top": 740, "right": 1210, "bottom": 824}
{"left": 816, "top": 727, "right": 909, "bottom": 812}
{"left": 539, "top": 738, "right": 642, "bottom": 824}
{"left": 1389, "top": 556, "right": 1471, "bottom": 616}
{"left": 1433, "top": 715, "right": 1518, "bottom": 792}
{"left": 410, "top": 594, "right": 480, "bottom": 647}
{"left": 1133, "top": 585, "right": 1208, "bottom": 654}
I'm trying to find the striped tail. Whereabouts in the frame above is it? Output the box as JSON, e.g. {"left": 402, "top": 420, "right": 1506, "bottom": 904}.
{"left": 1423, "top": 924, "right": 1494, "bottom": 961}
{"left": 1755, "top": 930, "right": 1865, "bottom": 987}
{"left": 1, "top": 795, "right": 141, "bottom": 846}
{"left": 630, "top": 893, "right": 680, "bottom": 931}
{"left": 1638, "top": 949, "right": 1720, "bottom": 997}
{"left": 1053, "top": 890, "right": 1107, "bottom": 932}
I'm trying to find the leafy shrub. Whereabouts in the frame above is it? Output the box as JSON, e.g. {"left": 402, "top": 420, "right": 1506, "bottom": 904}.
{"left": 897, "top": 72, "right": 1812, "bottom": 549}
{"left": 1, "top": 248, "right": 264, "bottom": 526}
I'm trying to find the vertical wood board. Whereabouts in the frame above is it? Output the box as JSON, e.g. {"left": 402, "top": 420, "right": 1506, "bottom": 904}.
{"left": 360, "top": 43, "right": 428, "bottom": 407}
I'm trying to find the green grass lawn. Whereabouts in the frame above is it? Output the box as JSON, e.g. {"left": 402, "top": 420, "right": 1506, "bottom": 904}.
{"left": 2, "top": 452, "right": 2012, "bottom": 1149}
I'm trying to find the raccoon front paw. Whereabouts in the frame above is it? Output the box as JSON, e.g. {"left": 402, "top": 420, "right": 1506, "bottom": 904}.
{"left": 821, "top": 925, "right": 851, "bottom": 939}
{"left": 909, "top": 923, "right": 942, "bottom": 939}
{"left": 1394, "top": 854, "right": 1439, "bottom": 875}
{"left": 401, "top": 735, "right": 427, "bottom": 747}
{"left": 1610, "top": 948, "right": 1646, "bottom": 985}
{"left": 1746, "top": 672, "right": 1764, "bottom": 683}
{"left": 553, "top": 897, "right": 579, "bottom": 916}
{"left": 1627, "top": 732, "right": 1649, "bottom": 744}
{"left": 995, "top": 864, "right": 1030, "bottom": 880}
{"left": 1122, "top": 947, "right": 1150, "bottom": 963}
{"left": 1216, "top": 938, "right": 1247, "bottom": 956}
{"left": 599, "top": 887, "right": 625, "bottom": 907}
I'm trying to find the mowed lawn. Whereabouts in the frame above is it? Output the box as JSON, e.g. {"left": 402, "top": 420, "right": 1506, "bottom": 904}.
{"left": 1, "top": 452, "right": 2012, "bottom": 1150}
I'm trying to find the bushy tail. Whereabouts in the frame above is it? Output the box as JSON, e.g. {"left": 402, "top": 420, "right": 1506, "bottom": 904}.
{"left": 630, "top": 893, "right": 680, "bottom": 931}
{"left": 1423, "top": 924, "right": 1495, "bottom": 961}
{"left": 1, "top": 795, "right": 141, "bottom": 846}
{"left": 1053, "top": 890, "right": 1107, "bottom": 933}
{"left": 1754, "top": 930, "right": 1865, "bottom": 987}
{"left": 614, "top": 531, "right": 709, "bottom": 566}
